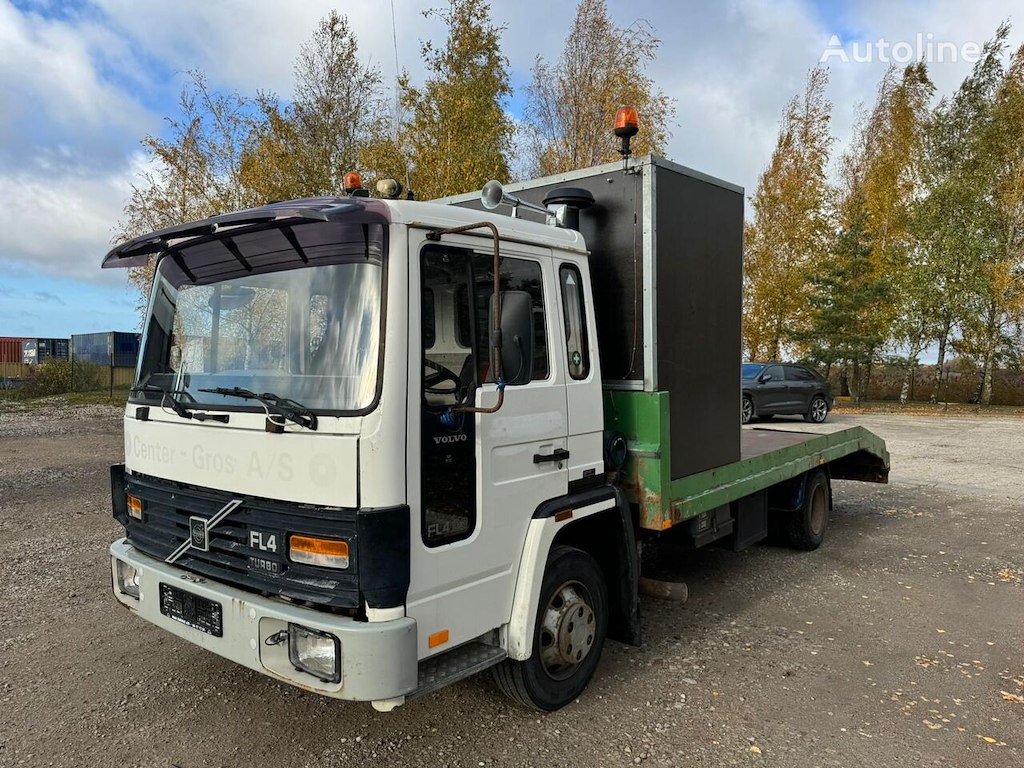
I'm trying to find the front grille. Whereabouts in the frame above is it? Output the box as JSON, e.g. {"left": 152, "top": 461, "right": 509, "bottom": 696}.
{"left": 124, "top": 472, "right": 359, "bottom": 609}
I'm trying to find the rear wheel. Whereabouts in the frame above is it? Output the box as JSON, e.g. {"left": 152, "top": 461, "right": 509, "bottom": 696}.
{"left": 741, "top": 395, "right": 754, "bottom": 424}
{"left": 783, "top": 470, "right": 830, "bottom": 550}
{"left": 804, "top": 395, "right": 829, "bottom": 423}
{"left": 493, "top": 545, "right": 608, "bottom": 711}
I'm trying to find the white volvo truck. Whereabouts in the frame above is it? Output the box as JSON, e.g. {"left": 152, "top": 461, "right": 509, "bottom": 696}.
{"left": 105, "top": 148, "right": 889, "bottom": 712}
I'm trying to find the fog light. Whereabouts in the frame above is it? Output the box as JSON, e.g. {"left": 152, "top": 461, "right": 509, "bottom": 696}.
{"left": 288, "top": 623, "right": 340, "bottom": 683}
{"left": 116, "top": 559, "right": 140, "bottom": 599}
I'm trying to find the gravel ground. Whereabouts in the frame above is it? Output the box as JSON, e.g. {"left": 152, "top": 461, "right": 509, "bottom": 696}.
{"left": 0, "top": 406, "right": 1021, "bottom": 767}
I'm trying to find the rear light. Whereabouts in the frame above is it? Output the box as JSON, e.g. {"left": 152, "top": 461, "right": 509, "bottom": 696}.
{"left": 288, "top": 535, "right": 349, "bottom": 569}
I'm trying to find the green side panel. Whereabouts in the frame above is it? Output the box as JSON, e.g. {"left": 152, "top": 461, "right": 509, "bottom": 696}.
{"left": 604, "top": 389, "right": 890, "bottom": 533}
{"left": 665, "top": 426, "right": 890, "bottom": 525}
{"left": 603, "top": 389, "right": 672, "bottom": 530}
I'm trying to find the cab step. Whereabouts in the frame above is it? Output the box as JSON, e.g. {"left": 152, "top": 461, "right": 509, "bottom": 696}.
{"left": 410, "top": 642, "right": 507, "bottom": 700}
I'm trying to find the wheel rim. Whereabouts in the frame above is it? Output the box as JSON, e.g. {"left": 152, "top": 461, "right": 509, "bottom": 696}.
{"left": 809, "top": 483, "right": 827, "bottom": 535}
{"left": 538, "top": 580, "right": 596, "bottom": 681}
{"left": 741, "top": 398, "right": 753, "bottom": 423}
{"left": 811, "top": 398, "right": 827, "bottom": 422}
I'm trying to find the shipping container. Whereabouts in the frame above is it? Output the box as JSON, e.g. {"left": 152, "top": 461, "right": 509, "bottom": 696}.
{"left": 39, "top": 337, "right": 70, "bottom": 362}
{"left": 21, "top": 340, "right": 37, "bottom": 365}
{"left": 1, "top": 336, "right": 31, "bottom": 364}
{"left": 0, "top": 362, "right": 31, "bottom": 380}
{"left": 72, "top": 331, "right": 141, "bottom": 368}
{"left": 22, "top": 338, "right": 71, "bottom": 364}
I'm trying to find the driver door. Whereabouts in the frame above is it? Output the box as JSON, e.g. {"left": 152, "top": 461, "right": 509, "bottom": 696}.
{"left": 406, "top": 234, "right": 569, "bottom": 657}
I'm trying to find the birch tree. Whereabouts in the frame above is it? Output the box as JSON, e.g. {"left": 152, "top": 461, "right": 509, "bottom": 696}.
{"left": 920, "top": 23, "right": 1010, "bottom": 402}
{"left": 967, "top": 40, "right": 1024, "bottom": 403}
{"left": 858, "top": 64, "right": 934, "bottom": 402}
{"left": 743, "top": 67, "right": 834, "bottom": 361}
{"left": 119, "top": 72, "right": 261, "bottom": 308}
{"left": 396, "top": 0, "right": 514, "bottom": 199}
{"left": 523, "top": 0, "right": 674, "bottom": 175}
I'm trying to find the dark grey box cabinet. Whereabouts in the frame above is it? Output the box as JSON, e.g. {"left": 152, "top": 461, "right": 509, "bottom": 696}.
{"left": 445, "top": 155, "right": 744, "bottom": 478}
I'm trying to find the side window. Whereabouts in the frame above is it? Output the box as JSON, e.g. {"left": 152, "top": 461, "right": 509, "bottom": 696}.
{"left": 788, "top": 366, "right": 815, "bottom": 381}
{"left": 422, "top": 288, "right": 435, "bottom": 350}
{"left": 559, "top": 264, "right": 590, "bottom": 379}
{"left": 420, "top": 247, "right": 475, "bottom": 548}
{"left": 471, "top": 255, "right": 549, "bottom": 382}
{"left": 763, "top": 365, "right": 784, "bottom": 381}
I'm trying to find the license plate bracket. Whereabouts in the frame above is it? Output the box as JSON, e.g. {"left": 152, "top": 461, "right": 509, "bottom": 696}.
{"left": 159, "top": 582, "right": 223, "bottom": 637}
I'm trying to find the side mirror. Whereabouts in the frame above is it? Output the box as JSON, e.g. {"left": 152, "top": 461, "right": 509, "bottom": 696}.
{"left": 489, "top": 290, "right": 534, "bottom": 386}
{"left": 759, "top": 373, "right": 772, "bottom": 383}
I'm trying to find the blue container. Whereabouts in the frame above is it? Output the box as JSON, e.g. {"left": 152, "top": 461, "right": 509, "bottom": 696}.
{"left": 72, "top": 332, "right": 141, "bottom": 367}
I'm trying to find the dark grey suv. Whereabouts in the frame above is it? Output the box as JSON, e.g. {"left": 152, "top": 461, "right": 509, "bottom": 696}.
{"left": 741, "top": 363, "right": 834, "bottom": 424}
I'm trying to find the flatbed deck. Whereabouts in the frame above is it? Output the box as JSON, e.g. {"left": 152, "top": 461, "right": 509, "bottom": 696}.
{"left": 606, "top": 389, "right": 890, "bottom": 533}
{"left": 649, "top": 424, "right": 889, "bottom": 531}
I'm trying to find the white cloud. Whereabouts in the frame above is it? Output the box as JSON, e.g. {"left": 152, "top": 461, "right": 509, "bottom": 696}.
{"left": 90, "top": 0, "right": 453, "bottom": 97}
{"left": 0, "top": 0, "right": 153, "bottom": 171}
{"left": 0, "top": 0, "right": 1020, "bottom": 297}
{"left": 0, "top": 153, "right": 143, "bottom": 282}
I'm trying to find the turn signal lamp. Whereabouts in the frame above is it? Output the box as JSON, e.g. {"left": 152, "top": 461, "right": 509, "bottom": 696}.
{"left": 343, "top": 171, "right": 364, "bottom": 192}
{"left": 127, "top": 495, "right": 143, "bottom": 520}
{"left": 289, "top": 534, "right": 350, "bottom": 569}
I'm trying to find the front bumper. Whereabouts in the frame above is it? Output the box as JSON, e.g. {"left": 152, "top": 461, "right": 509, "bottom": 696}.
{"left": 110, "top": 539, "right": 417, "bottom": 702}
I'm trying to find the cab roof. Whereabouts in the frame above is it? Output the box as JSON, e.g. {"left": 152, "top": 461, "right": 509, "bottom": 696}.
{"left": 102, "top": 196, "right": 587, "bottom": 269}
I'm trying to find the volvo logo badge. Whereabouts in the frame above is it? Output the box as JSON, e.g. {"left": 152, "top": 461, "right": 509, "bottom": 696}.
{"left": 165, "top": 499, "right": 243, "bottom": 564}
{"left": 189, "top": 517, "right": 209, "bottom": 551}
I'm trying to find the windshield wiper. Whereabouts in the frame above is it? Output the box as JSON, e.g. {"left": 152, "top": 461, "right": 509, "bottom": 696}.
{"left": 199, "top": 387, "right": 319, "bottom": 431}
{"left": 131, "top": 384, "right": 230, "bottom": 423}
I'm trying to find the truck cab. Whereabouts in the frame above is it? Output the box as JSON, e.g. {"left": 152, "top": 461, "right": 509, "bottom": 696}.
{"left": 107, "top": 195, "right": 628, "bottom": 711}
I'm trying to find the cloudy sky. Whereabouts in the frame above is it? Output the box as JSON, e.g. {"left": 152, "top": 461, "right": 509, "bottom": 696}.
{"left": 0, "top": 0, "right": 1019, "bottom": 338}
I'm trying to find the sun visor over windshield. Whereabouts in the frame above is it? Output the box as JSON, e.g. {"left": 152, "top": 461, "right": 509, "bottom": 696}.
{"left": 101, "top": 199, "right": 389, "bottom": 269}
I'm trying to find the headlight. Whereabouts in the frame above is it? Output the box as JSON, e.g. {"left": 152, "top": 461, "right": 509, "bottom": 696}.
{"left": 115, "top": 560, "right": 140, "bottom": 599}
{"left": 288, "top": 534, "right": 349, "bottom": 569}
{"left": 288, "top": 623, "right": 341, "bottom": 683}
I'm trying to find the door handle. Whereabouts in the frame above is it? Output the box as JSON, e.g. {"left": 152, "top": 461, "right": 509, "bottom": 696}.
{"left": 534, "top": 448, "right": 570, "bottom": 464}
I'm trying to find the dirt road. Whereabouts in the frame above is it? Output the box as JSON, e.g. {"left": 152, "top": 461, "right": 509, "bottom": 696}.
{"left": 1, "top": 404, "right": 1021, "bottom": 767}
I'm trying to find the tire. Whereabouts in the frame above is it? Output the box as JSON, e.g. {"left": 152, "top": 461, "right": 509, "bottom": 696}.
{"left": 493, "top": 545, "right": 608, "bottom": 711}
{"left": 804, "top": 395, "right": 829, "bottom": 423}
{"left": 784, "top": 470, "right": 830, "bottom": 550}
{"left": 741, "top": 395, "right": 754, "bottom": 424}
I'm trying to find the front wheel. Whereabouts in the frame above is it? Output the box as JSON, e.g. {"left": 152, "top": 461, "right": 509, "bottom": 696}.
{"left": 493, "top": 545, "right": 608, "bottom": 710}
{"left": 804, "top": 395, "right": 829, "bottom": 423}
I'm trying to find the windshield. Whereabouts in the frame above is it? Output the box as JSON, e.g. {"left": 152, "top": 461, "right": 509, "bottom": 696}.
{"left": 742, "top": 363, "right": 766, "bottom": 380}
{"left": 134, "top": 219, "right": 386, "bottom": 415}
